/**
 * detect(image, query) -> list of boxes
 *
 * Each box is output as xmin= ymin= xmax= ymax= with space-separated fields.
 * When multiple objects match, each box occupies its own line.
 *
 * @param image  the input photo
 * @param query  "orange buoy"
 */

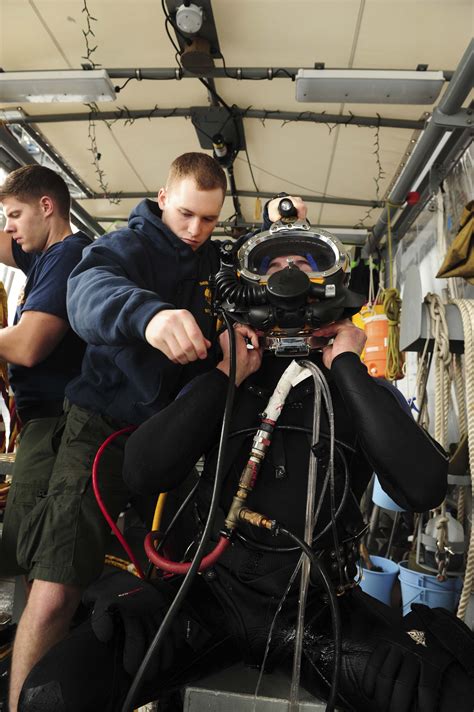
xmin=363 ymin=312 xmax=389 ymax=378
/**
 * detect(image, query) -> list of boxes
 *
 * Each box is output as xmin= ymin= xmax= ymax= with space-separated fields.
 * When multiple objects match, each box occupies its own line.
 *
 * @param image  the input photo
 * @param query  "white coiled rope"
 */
xmin=450 ymin=298 xmax=474 ymax=620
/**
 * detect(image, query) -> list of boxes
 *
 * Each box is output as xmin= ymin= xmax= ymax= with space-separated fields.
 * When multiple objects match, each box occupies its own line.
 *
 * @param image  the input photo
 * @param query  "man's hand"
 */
xmin=313 ymin=319 xmax=366 ymax=369
xmin=217 ymin=323 xmax=262 ymax=386
xmin=267 ymin=195 xmax=308 ymax=223
xmin=145 ymin=309 xmax=211 ymax=364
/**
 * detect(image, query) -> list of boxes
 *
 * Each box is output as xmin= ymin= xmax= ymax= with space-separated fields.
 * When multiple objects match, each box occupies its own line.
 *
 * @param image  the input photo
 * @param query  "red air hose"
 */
xmin=91 ymin=426 xmax=146 ymax=579
xmin=144 ymin=531 xmax=230 ymax=573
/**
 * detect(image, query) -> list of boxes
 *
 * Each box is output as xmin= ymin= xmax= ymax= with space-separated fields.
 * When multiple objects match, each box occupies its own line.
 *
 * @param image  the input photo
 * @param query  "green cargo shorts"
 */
xmin=0 ymin=402 xmax=131 ymax=586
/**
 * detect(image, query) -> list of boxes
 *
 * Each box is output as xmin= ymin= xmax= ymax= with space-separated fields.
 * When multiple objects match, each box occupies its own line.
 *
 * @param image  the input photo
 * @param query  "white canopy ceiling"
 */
xmin=0 ymin=0 xmax=472 ymax=236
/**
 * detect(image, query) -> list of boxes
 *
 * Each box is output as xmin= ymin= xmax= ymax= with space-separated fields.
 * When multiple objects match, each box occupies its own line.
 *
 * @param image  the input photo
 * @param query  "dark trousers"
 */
xmin=19 ymin=577 xmax=474 ymax=712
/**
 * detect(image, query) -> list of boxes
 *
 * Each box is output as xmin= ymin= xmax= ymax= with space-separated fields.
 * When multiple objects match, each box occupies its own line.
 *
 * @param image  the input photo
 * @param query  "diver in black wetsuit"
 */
xmin=18 ymin=321 xmax=474 ymax=712
xmin=18 ymin=211 xmax=474 ymax=712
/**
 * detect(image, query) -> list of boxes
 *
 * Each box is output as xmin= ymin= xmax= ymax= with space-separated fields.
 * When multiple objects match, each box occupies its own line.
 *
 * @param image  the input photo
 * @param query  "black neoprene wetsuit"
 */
xmin=19 ymin=352 xmax=474 ymax=712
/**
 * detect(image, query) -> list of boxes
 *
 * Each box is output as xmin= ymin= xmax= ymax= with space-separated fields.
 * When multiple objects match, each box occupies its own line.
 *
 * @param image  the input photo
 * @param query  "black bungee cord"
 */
xmin=120 ymin=311 xmax=237 ymax=712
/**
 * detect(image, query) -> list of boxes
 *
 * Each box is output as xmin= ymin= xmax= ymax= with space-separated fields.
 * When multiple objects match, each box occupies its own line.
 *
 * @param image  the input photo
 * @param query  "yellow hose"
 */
xmin=152 ymin=492 xmax=168 ymax=532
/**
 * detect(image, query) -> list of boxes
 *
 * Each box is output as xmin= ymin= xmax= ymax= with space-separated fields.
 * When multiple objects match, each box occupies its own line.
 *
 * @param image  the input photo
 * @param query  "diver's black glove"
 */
xmin=362 ymin=603 xmax=474 ymax=712
xmin=82 ymin=570 xmax=172 ymax=679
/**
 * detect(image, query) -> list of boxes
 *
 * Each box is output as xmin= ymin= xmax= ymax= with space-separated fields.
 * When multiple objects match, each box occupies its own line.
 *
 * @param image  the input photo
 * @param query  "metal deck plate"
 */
xmin=184 ymin=663 xmax=329 ymax=711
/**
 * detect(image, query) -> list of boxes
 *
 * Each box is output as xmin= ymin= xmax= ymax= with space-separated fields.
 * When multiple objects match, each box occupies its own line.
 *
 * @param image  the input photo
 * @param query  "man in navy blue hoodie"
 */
xmin=5 ymin=152 xmax=231 ymax=712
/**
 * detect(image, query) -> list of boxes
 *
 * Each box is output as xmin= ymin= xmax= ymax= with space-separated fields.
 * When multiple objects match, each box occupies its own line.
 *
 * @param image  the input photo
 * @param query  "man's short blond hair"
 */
xmin=167 ymin=152 xmax=227 ymax=195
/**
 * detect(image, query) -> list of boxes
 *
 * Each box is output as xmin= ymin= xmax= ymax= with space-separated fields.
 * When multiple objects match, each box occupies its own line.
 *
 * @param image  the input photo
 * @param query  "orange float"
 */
xmin=363 ymin=311 xmax=389 ymax=378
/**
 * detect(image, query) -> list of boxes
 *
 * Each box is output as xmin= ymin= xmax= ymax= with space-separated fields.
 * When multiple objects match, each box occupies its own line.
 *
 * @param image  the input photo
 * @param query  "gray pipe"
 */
xmin=93 ymin=189 xmax=382 ymax=208
xmin=372 ymin=39 xmax=474 ymax=245
xmin=105 ymin=66 xmax=454 ymax=81
xmin=7 ymin=107 xmax=424 ymax=131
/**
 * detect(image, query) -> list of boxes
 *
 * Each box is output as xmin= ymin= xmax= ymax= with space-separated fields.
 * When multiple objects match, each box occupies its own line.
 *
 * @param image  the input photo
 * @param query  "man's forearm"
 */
xmin=0 ymin=324 xmax=36 ymax=367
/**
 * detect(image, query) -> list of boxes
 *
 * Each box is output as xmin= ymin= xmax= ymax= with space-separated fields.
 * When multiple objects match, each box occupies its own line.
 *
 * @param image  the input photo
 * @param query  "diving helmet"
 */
xmin=213 ymin=202 xmax=366 ymax=356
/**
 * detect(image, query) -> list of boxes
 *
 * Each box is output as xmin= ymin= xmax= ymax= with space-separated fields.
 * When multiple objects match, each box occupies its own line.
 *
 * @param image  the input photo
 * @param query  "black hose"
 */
xmin=214 ymin=266 xmax=267 ymax=307
xmin=121 ymin=311 xmax=238 ymax=712
xmin=277 ymin=526 xmax=342 ymax=712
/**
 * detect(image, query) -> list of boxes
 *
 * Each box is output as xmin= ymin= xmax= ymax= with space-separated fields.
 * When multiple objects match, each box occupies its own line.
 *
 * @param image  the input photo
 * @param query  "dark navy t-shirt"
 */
xmin=8 ymin=231 xmax=92 ymax=414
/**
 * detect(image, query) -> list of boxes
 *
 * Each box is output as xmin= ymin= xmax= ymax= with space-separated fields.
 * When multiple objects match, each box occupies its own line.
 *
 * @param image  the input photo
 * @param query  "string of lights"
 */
xmin=81 ymin=0 xmax=100 ymax=68
xmin=85 ymin=103 xmax=122 ymax=205
xmin=81 ymin=1 xmax=121 ymax=204
xmin=355 ymin=116 xmax=386 ymax=228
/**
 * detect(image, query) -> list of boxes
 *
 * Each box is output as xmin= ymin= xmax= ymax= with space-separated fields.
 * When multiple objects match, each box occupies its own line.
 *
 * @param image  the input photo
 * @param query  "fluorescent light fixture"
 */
xmin=295 ymin=70 xmax=444 ymax=104
xmin=0 ymin=70 xmax=116 ymax=103
xmin=0 ymin=108 xmax=26 ymax=121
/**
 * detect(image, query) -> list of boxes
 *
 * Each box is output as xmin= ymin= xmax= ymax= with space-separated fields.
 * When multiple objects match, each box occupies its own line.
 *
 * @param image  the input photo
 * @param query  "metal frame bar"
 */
xmin=91 ymin=189 xmax=382 ymax=208
xmin=4 ymin=107 xmax=425 ymax=131
xmin=371 ymin=39 xmax=474 ymax=245
xmin=391 ymin=127 xmax=472 ymax=242
xmin=105 ymin=67 xmax=454 ymax=81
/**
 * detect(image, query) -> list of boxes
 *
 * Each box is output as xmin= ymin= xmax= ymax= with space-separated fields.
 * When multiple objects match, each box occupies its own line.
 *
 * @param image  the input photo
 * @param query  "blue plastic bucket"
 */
xmin=358 ymin=555 xmax=400 ymax=605
xmin=372 ymin=475 xmax=405 ymax=512
xmin=398 ymin=561 xmax=463 ymax=616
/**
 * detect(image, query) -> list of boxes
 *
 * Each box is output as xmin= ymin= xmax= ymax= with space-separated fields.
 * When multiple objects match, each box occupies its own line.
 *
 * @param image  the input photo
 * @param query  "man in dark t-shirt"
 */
xmin=0 ymin=164 xmax=91 ymax=712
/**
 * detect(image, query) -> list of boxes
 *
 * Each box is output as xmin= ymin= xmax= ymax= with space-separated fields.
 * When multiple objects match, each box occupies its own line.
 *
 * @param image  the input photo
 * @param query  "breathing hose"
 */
xmin=214 ymin=265 xmax=267 ymax=307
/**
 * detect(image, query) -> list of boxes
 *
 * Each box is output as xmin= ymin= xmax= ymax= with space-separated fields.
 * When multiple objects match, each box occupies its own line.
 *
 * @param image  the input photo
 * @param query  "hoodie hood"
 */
xmin=128 ymin=198 xmax=180 ymax=246
xmin=128 ymin=198 xmax=211 ymax=258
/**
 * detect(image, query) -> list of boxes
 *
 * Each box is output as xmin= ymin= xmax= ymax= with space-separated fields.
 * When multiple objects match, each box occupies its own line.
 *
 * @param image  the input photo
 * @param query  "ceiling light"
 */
xmin=0 ymin=108 xmax=26 ymax=121
xmin=175 ymin=3 xmax=203 ymax=34
xmin=295 ymin=69 xmax=444 ymax=104
xmin=0 ymin=70 xmax=116 ymax=103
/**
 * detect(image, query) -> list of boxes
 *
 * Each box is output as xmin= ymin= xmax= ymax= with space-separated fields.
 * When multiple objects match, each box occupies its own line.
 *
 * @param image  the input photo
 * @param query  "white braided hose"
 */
xmin=450 ymin=299 xmax=474 ymax=621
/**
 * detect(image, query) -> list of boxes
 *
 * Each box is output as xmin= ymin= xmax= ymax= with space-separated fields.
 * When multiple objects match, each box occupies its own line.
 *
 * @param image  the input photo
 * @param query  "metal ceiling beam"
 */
xmin=94 ymin=216 xmax=370 ymax=229
xmin=70 ymin=201 xmax=106 ymax=237
xmin=390 ymin=127 xmax=473 ymax=242
xmin=90 ymin=189 xmax=383 ymax=208
xmin=5 ymin=107 xmax=425 ymax=131
xmin=371 ymin=39 xmax=474 ymax=246
xmin=104 ymin=67 xmax=454 ymax=81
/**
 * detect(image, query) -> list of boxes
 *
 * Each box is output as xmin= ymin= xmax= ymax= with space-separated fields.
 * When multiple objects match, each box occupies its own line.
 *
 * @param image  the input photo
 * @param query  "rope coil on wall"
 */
xmin=450 ymin=298 xmax=474 ymax=620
